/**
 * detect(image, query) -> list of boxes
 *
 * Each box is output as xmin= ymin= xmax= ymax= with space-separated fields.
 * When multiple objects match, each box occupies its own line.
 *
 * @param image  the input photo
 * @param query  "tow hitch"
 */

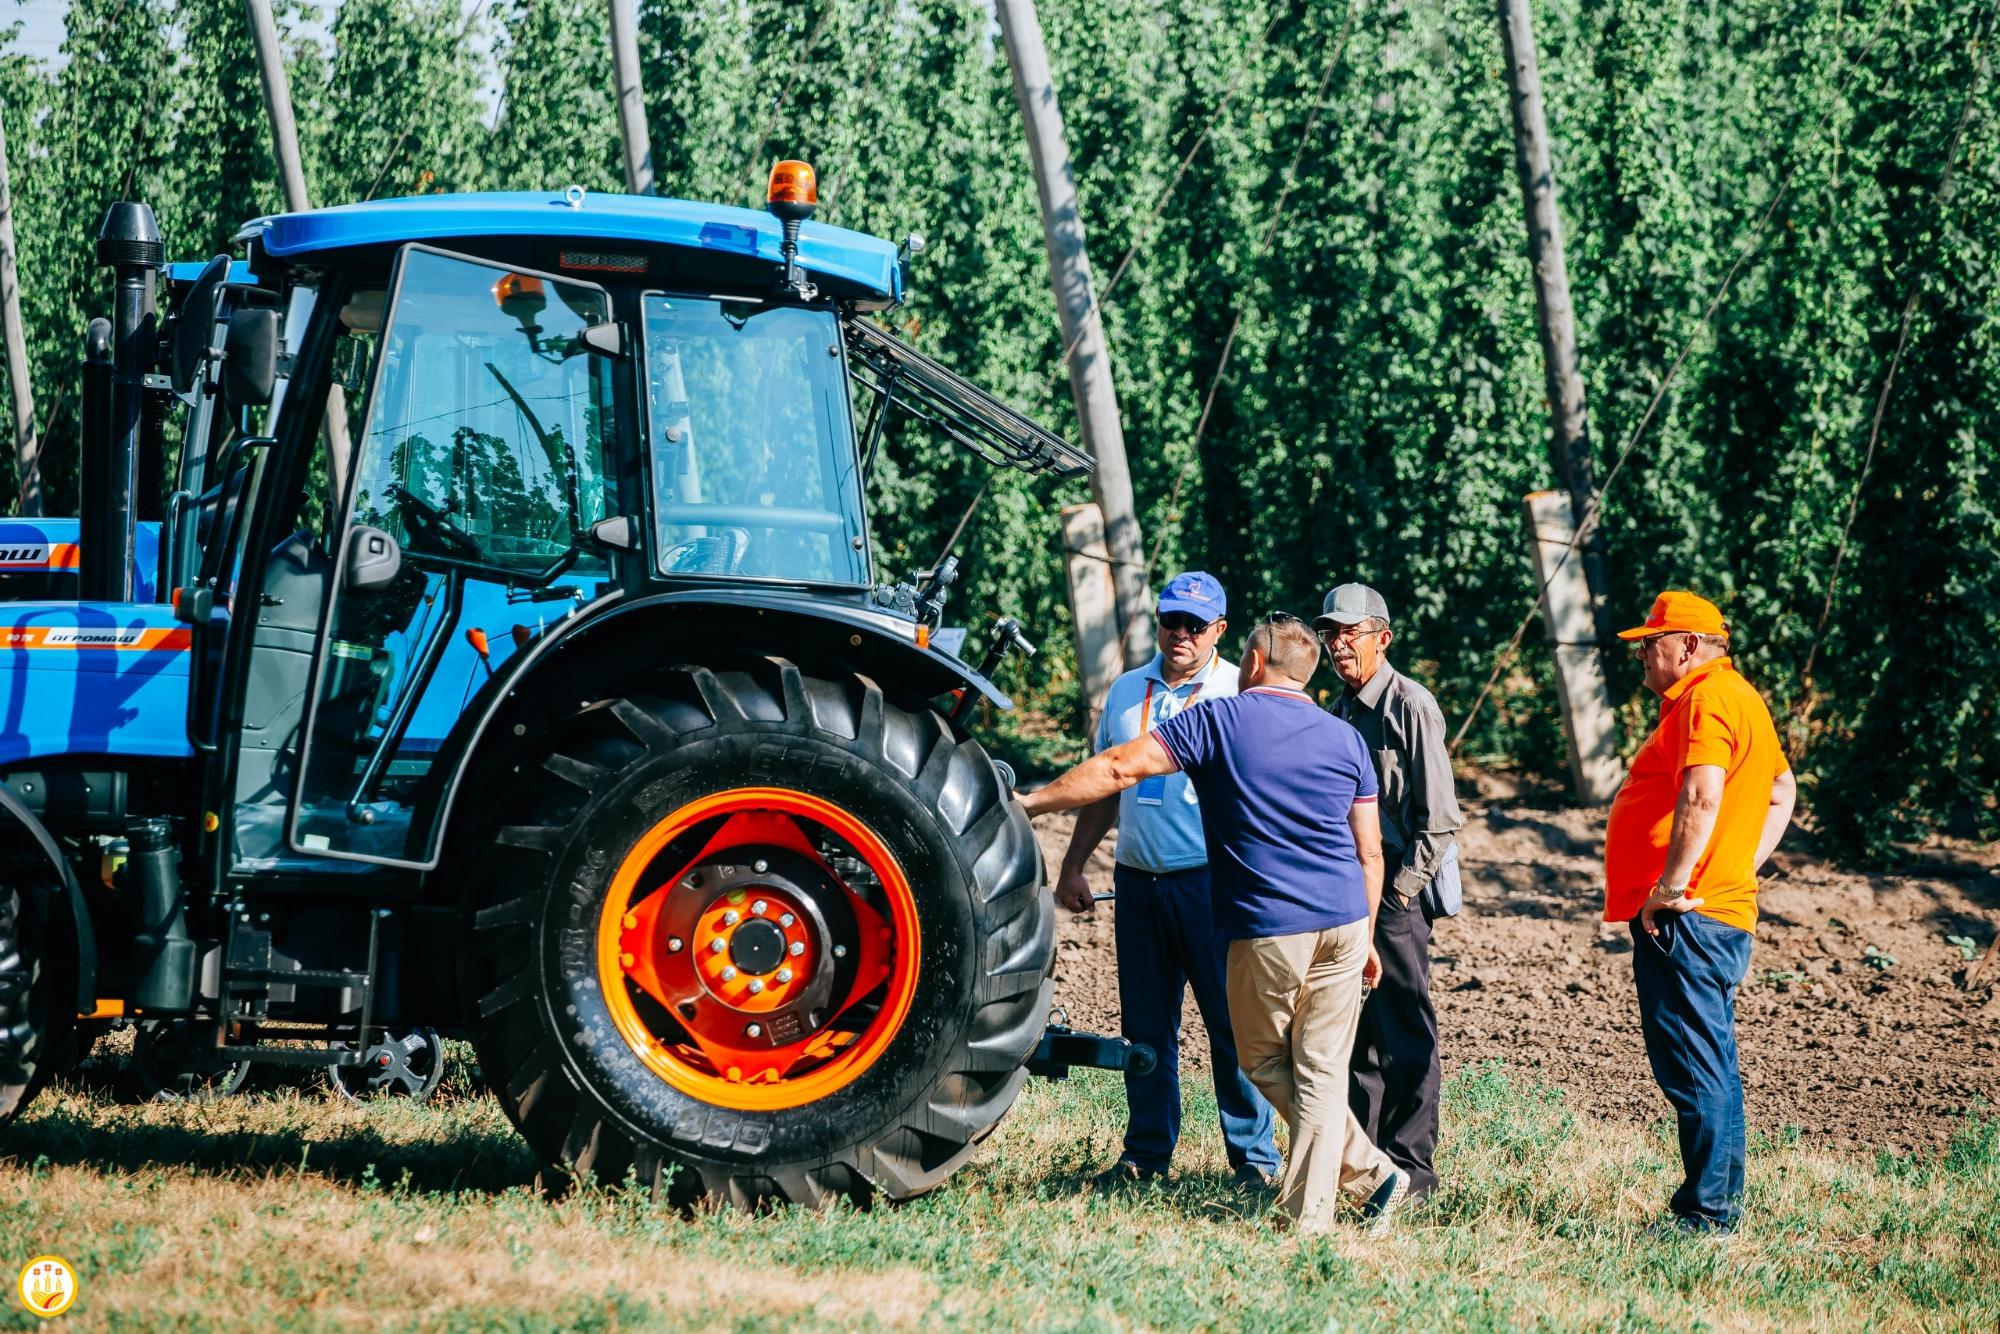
xmin=1027 ymin=1019 xmax=1158 ymax=1080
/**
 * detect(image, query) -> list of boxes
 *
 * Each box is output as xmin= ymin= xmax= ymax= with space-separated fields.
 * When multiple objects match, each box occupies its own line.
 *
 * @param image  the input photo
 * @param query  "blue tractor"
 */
xmin=0 ymin=164 xmax=1141 ymax=1205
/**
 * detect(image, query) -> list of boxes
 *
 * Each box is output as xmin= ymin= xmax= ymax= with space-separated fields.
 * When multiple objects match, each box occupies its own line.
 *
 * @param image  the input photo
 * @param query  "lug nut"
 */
xmin=753 ymin=859 xmax=770 ymax=874
xmin=745 ymin=1023 xmax=762 ymax=1038
xmin=721 ymin=966 xmax=738 ymax=982
xmin=775 ymin=968 xmax=793 ymax=983
xmin=751 ymin=899 xmax=768 ymax=915
xmin=779 ymin=912 xmax=795 ymax=927
xmin=723 ymin=909 xmax=740 ymax=926
xmin=710 ymin=939 xmax=726 ymax=954
xmin=789 ymin=941 xmax=805 ymax=957
xmin=833 ymin=944 xmax=848 ymax=959
xmin=748 ymin=979 xmax=765 ymax=994
xmin=666 ymin=937 xmax=684 ymax=953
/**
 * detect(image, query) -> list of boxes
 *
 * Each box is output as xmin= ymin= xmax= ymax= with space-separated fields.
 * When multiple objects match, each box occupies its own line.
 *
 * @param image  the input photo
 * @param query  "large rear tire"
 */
xmin=462 ymin=657 xmax=1051 ymax=1208
xmin=0 ymin=886 xmax=75 ymax=1128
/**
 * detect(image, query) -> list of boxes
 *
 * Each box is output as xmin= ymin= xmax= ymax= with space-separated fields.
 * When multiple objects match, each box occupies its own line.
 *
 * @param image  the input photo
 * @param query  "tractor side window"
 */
xmin=350 ymin=250 xmax=615 ymax=579
xmin=644 ymin=297 xmax=866 ymax=585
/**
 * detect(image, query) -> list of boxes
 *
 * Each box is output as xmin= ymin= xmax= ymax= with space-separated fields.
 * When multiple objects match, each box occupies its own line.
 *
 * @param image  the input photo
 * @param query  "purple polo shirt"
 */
xmin=1151 ymin=686 xmax=1379 ymax=940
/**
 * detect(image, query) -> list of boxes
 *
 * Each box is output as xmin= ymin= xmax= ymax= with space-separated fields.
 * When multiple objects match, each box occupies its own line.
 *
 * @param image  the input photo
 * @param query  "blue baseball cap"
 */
xmin=1158 ymin=570 xmax=1227 ymax=623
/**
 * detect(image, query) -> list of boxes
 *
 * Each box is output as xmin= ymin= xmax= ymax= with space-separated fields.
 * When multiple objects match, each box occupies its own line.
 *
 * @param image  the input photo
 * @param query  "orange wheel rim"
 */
xmin=595 ymin=787 xmax=921 ymax=1112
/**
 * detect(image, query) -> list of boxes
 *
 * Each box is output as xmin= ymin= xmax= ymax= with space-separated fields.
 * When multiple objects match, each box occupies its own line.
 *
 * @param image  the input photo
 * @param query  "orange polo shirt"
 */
xmin=1604 ymin=658 xmax=1788 ymax=932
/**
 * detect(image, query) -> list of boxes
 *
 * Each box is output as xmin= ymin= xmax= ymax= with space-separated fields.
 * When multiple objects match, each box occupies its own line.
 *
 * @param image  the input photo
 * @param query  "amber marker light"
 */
xmin=767 ymin=160 xmax=819 ymax=215
xmin=767 ymin=160 xmax=819 ymax=296
xmin=492 ymin=272 xmax=547 ymax=318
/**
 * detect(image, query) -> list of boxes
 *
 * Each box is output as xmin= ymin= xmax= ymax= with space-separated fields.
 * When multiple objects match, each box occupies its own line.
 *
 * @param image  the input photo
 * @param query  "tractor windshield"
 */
xmin=644 ymin=297 xmax=867 ymax=585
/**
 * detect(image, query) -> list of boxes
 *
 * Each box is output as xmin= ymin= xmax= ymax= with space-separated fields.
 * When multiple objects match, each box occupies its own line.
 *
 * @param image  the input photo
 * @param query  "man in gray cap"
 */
xmin=1315 ymin=582 xmax=1463 ymax=1204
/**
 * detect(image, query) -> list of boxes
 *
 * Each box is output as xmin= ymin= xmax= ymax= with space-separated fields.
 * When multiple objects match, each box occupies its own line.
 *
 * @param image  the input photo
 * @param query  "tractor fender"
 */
xmin=425 ymin=589 xmax=1011 ymax=874
xmin=542 ymin=589 xmax=1014 ymax=709
xmin=0 ymin=779 xmax=96 ymax=1011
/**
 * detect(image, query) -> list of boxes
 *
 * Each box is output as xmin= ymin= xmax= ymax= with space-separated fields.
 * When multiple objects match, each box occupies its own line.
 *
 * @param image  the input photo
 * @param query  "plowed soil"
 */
xmin=1034 ymin=785 xmax=2000 ymax=1155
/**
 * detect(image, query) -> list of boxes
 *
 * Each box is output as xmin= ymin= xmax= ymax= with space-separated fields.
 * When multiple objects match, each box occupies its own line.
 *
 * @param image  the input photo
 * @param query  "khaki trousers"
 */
xmin=1227 ymin=919 xmax=1395 ymax=1232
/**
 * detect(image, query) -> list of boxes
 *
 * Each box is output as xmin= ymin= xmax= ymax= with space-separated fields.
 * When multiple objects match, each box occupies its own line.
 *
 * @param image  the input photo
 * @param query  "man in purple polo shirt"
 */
xmin=1022 ymin=614 xmax=1409 ymax=1234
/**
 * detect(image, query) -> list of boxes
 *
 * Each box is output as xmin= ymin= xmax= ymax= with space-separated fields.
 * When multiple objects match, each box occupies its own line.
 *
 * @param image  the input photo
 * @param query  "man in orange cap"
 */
xmin=1605 ymin=591 xmax=1796 ymax=1235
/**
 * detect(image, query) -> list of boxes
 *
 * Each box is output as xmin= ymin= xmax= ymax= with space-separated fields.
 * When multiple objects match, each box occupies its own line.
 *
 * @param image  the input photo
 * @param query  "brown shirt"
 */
xmin=1334 ymin=661 xmax=1464 ymax=900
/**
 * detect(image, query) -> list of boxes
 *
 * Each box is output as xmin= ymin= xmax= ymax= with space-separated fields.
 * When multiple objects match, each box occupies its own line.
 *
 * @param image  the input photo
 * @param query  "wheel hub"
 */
xmin=726 ymin=916 xmax=787 ymax=975
xmin=685 ymin=866 xmax=824 ymax=1015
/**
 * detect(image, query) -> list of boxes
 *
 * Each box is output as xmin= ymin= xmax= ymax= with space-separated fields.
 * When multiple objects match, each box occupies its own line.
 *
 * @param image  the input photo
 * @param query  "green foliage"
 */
xmin=1 ymin=0 xmax=1995 ymax=851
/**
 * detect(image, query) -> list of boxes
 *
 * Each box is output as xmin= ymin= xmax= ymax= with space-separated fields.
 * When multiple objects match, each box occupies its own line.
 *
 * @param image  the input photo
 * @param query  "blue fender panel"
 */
xmin=0 ymin=602 xmax=193 ymax=766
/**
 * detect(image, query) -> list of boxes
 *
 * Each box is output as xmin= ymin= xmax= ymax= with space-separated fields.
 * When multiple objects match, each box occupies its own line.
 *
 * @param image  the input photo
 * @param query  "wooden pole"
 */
xmin=1497 ymin=0 xmax=1611 ymax=628
xmin=244 ymin=0 xmax=311 ymax=214
xmin=0 ymin=106 xmax=37 ymax=516
xmin=1524 ymin=492 xmax=1623 ymax=803
xmin=1061 ymin=503 xmax=1125 ymax=737
xmin=607 ymin=0 xmax=656 ymax=195
xmin=244 ymin=0 xmax=354 ymax=493
xmin=995 ymin=0 xmax=1153 ymax=671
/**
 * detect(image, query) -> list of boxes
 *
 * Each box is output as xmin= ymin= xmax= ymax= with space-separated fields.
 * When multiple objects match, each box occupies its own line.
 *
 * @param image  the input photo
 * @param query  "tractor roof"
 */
xmin=238 ymin=191 xmax=903 ymax=304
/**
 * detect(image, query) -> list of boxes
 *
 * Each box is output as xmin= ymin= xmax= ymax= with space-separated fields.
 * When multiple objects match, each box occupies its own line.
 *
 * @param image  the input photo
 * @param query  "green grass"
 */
xmin=2 ymin=1058 xmax=1995 ymax=1330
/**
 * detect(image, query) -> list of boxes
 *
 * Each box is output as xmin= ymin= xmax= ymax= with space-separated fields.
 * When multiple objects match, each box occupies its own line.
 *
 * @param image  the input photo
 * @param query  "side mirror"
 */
xmin=345 ymin=524 xmax=401 ymax=592
xmin=588 ymin=515 xmax=637 ymax=550
xmin=170 ymin=254 xmax=231 ymax=403
xmin=574 ymin=322 xmax=624 ymax=357
xmin=224 ymin=307 xmax=280 ymax=408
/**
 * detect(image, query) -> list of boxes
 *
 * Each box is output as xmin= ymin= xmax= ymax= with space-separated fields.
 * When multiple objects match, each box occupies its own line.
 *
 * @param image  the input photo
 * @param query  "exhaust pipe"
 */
xmin=77 ymin=319 xmax=114 ymax=601
xmin=80 ymin=202 xmax=162 ymax=604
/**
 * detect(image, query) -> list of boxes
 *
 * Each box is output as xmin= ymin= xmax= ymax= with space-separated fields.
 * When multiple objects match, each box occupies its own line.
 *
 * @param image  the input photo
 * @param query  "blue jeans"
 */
xmin=1114 ymin=864 xmax=1280 ymax=1176
xmin=1630 ymin=910 xmax=1754 ymax=1230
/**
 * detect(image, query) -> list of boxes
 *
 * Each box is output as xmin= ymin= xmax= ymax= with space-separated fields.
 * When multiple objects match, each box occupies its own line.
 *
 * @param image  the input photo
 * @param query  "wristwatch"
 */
xmin=1654 ymin=880 xmax=1689 ymax=898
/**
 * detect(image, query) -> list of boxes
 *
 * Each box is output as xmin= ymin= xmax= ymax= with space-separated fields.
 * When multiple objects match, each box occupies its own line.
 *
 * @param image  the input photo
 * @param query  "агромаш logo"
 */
xmin=17 ymin=1256 xmax=77 ymax=1319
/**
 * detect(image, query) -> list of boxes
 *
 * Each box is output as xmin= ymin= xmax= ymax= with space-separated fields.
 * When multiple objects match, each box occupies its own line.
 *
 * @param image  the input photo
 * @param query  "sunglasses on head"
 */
xmin=1263 ymin=610 xmax=1305 ymax=627
xmin=1159 ymin=612 xmax=1214 ymax=634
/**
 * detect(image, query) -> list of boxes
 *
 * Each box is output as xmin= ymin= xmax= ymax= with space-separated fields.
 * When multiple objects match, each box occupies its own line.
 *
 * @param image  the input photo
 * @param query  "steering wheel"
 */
xmin=384 ymin=482 xmax=485 ymax=561
xmin=661 ymin=527 xmax=751 ymax=575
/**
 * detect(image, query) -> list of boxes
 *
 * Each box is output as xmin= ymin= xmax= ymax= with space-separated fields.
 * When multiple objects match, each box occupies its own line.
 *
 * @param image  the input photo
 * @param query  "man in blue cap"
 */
xmin=1053 ymin=571 xmax=1282 ymax=1189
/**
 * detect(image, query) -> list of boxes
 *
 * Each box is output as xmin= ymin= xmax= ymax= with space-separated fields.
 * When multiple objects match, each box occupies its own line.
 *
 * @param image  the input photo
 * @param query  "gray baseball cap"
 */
xmin=1313 ymin=582 xmax=1391 ymax=630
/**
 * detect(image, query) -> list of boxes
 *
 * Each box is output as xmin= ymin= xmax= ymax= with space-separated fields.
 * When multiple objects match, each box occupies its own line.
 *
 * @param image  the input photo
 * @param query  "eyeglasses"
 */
xmin=1263 ymin=610 xmax=1305 ymax=627
xmin=1320 ymin=621 xmax=1381 ymax=645
xmin=1159 ymin=612 xmax=1216 ymax=635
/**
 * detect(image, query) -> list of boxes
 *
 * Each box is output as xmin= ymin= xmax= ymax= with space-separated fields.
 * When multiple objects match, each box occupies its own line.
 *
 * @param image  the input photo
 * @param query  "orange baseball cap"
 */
xmin=1616 ymin=590 xmax=1727 ymax=640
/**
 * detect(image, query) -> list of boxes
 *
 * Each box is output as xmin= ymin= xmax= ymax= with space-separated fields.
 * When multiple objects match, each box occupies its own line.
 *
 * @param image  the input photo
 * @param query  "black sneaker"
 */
xmin=1092 ymin=1160 xmax=1167 ymax=1191
xmin=1360 ymin=1168 xmax=1409 ymax=1234
xmin=1231 ymin=1164 xmax=1278 ymax=1190
xmin=1644 ymin=1214 xmax=1734 ymax=1242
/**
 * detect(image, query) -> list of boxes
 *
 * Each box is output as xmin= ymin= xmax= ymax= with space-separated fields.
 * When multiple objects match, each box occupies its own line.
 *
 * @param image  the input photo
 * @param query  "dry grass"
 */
xmin=1 ymin=1046 xmax=1995 ymax=1331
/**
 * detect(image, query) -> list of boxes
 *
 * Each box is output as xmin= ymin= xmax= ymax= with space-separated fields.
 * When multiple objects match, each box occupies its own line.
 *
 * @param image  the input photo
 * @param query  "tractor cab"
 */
xmin=159 ymin=172 xmax=1087 ymax=879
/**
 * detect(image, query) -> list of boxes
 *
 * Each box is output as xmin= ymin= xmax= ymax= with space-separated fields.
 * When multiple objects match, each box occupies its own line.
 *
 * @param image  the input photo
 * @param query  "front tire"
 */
xmin=462 ymin=657 xmax=1051 ymax=1208
xmin=0 ymin=885 xmax=75 ymax=1127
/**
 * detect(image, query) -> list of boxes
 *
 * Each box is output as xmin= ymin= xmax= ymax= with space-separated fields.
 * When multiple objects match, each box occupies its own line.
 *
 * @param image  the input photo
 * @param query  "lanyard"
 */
xmin=1140 ymin=676 xmax=1204 ymax=732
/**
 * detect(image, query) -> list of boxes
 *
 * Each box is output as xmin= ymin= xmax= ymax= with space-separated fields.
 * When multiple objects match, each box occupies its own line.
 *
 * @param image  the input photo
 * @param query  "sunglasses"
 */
xmin=1263 ymin=610 xmax=1305 ymax=627
xmin=1321 ymin=620 xmax=1381 ymax=645
xmin=1159 ymin=612 xmax=1216 ymax=635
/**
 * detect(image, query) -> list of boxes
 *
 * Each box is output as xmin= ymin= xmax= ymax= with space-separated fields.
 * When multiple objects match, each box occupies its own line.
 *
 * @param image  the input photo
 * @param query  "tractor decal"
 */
xmin=0 ymin=625 xmax=192 ymax=651
xmin=0 ymin=544 xmax=80 ymax=569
